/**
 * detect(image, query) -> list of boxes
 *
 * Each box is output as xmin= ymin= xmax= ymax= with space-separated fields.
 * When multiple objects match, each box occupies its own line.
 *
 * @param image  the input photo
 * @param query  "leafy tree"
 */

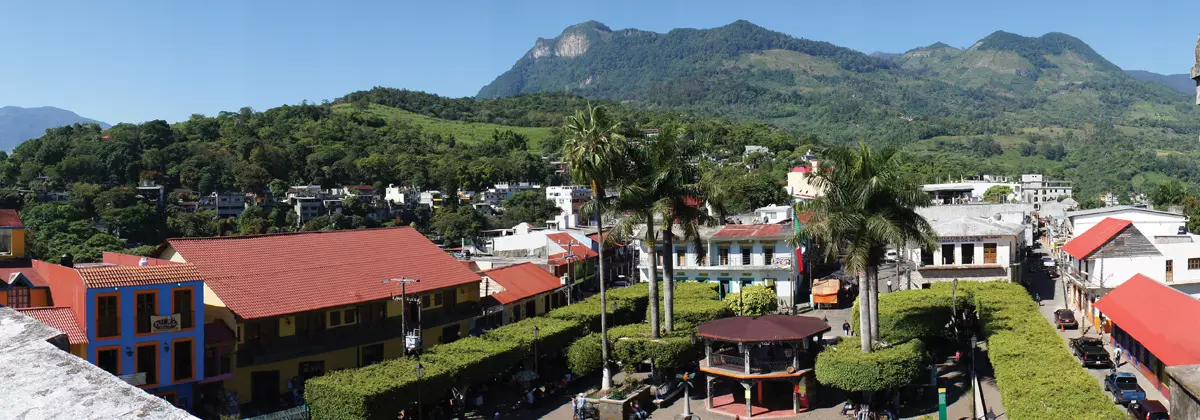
xmin=724 ymin=285 xmax=777 ymax=316
xmin=1018 ymin=142 xmax=1037 ymax=157
xmin=499 ymin=190 xmax=559 ymax=228
xmin=562 ymin=103 xmax=627 ymax=389
xmin=794 ymin=142 xmax=937 ymax=353
xmin=969 ymin=136 xmax=1003 ymax=158
xmin=430 ymin=206 xmax=488 ymax=245
xmin=983 ymin=185 xmax=1013 ymax=203
xmin=1150 ymin=180 xmax=1188 ymax=210
xmin=1039 ymin=142 xmax=1066 ymax=161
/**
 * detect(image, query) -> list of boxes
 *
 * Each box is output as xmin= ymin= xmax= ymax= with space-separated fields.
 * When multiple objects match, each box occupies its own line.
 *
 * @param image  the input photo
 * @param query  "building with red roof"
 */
xmin=156 ymin=226 xmax=484 ymax=407
xmin=479 ymin=263 xmax=566 ymax=327
xmin=1095 ymin=274 xmax=1200 ymax=398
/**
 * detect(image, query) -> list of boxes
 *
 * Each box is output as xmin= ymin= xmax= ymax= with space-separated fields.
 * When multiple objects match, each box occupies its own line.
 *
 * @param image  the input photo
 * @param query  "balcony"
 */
xmin=703 ymin=346 xmax=812 ymax=378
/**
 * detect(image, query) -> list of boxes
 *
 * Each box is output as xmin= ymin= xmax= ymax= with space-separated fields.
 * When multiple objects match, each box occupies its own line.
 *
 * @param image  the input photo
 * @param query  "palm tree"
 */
xmin=606 ymin=182 xmax=662 ymax=338
xmin=649 ymin=127 xmax=713 ymax=333
xmin=794 ymin=142 xmax=936 ymax=352
xmin=562 ymin=104 xmax=627 ymax=389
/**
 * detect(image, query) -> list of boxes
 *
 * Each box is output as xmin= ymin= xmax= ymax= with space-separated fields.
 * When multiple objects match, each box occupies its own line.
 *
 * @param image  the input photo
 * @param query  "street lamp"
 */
xmin=416 ymin=360 xmax=424 ymax=420
xmin=383 ymin=277 xmax=420 ymax=349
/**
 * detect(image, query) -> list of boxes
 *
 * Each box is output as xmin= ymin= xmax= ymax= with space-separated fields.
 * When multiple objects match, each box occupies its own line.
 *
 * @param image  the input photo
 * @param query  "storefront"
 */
xmin=1094 ymin=274 xmax=1200 ymax=399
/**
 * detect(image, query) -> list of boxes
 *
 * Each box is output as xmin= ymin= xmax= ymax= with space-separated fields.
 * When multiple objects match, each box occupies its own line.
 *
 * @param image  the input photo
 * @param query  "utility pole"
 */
xmin=383 ymin=277 xmax=420 ymax=352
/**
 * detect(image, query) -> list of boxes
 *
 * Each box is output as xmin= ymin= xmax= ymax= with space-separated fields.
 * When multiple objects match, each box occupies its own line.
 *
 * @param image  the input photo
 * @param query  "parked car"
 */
xmin=885 ymin=249 xmax=898 ymax=263
xmin=1071 ymin=337 xmax=1114 ymax=368
xmin=1047 ymin=269 xmax=1060 ymax=278
xmin=1104 ymin=372 xmax=1146 ymax=405
xmin=1042 ymin=257 xmax=1056 ymax=268
xmin=1127 ymin=399 xmax=1169 ymax=420
xmin=1054 ymin=309 xmax=1078 ymax=329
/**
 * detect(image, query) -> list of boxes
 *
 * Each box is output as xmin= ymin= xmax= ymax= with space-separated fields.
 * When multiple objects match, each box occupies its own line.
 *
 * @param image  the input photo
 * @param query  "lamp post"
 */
xmin=416 ymin=360 xmax=424 ymax=420
xmin=532 ymin=324 xmax=540 ymax=375
xmin=383 ymin=277 xmax=420 ymax=350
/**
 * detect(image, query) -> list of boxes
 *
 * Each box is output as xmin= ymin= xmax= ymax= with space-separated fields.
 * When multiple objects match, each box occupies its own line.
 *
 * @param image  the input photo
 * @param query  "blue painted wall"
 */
xmin=84 ymin=280 xmax=205 ymax=408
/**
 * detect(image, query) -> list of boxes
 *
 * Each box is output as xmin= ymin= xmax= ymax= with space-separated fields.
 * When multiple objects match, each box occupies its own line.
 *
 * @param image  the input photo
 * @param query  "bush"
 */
xmin=723 ymin=285 xmax=778 ymax=316
xmin=569 ymin=323 xmax=700 ymax=375
xmin=484 ymin=316 xmax=586 ymax=357
xmin=674 ymin=281 xmax=720 ymax=300
xmin=850 ymin=286 xmax=967 ymax=345
xmin=815 ymin=339 xmax=926 ymax=392
xmin=673 ymin=298 xmax=732 ymax=325
xmin=547 ymin=294 xmax=638 ymax=331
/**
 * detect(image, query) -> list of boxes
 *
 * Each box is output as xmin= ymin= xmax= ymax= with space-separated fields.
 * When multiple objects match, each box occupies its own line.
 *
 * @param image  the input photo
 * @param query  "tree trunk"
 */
xmin=662 ymin=224 xmax=675 ymax=333
xmin=646 ymin=220 xmax=661 ymax=338
xmin=593 ymin=188 xmax=611 ymax=390
xmin=869 ymin=266 xmax=880 ymax=344
xmin=859 ymin=270 xmax=872 ymax=352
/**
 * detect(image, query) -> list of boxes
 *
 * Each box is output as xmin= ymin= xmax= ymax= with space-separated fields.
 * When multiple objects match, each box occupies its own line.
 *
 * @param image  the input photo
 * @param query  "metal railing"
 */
xmin=708 ymin=352 xmax=800 ymax=374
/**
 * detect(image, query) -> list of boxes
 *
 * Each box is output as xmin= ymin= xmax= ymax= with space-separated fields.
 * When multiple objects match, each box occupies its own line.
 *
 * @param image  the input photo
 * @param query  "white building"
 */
xmin=634 ymin=224 xmax=799 ymax=306
xmin=754 ymin=205 xmax=793 ymax=225
xmin=546 ymin=186 xmax=590 ymax=229
xmin=1021 ymin=174 xmax=1073 ymax=204
xmin=384 ymin=184 xmax=411 ymax=204
xmin=198 ymin=192 xmax=250 ymax=218
xmin=922 ymin=178 xmax=1021 ymax=205
xmin=908 ymin=216 xmax=1026 ymax=280
xmin=1066 ymin=206 xmax=1187 ymax=240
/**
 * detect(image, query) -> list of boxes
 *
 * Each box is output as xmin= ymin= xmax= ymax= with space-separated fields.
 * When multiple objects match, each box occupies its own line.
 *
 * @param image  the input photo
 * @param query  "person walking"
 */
xmin=1114 ymin=347 xmax=1123 ymax=367
xmin=843 ymin=320 xmax=852 ymax=336
xmin=886 ymin=279 xmax=893 ymax=293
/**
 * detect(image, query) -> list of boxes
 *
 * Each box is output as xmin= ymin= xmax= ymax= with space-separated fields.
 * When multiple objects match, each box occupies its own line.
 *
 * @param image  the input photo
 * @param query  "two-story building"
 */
xmin=155 ymin=227 xmax=483 ymax=412
xmin=478 ymin=262 xmax=566 ymax=328
xmin=35 ymin=253 xmax=206 ymax=411
xmin=199 ymin=192 xmax=251 ymax=218
xmin=636 ymin=224 xmax=798 ymax=305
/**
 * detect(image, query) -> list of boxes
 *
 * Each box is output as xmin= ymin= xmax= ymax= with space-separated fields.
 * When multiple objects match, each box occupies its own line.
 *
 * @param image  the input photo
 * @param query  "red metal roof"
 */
xmin=546 ymin=232 xmax=598 ymax=265
xmin=791 ymin=166 xmax=812 ymax=173
xmin=1094 ymin=274 xmax=1200 ymax=366
xmin=696 ymin=315 xmax=830 ymax=343
xmin=164 ymin=227 xmax=482 ymax=320
xmin=1062 ymin=217 xmax=1132 ymax=259
xmin=16 ymin=307 xmax=88 ymax=344
xmin=76 ymin=264 xmax=202 ymax=289
xmin=0 ymin=209 xmax=23 ymax=228
xmin=713 ymin=224 xmax=786 ymax=238
xmin=481 ymin=263 xmax=562 ymax=305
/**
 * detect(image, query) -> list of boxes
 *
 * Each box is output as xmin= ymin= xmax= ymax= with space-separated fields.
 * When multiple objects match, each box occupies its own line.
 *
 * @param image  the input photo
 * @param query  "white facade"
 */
xmin=754 ymin=205 xmax=793 ymax=224
xmin=1020 ymin=173 xmax=1073 ymax=204
xmin=1067 ymin=206 xmax=1187 ymax=239
xmin=909 ymin=216 xmax=1025 ymax=278
xmin=634 ymin=226 xmax=798 ymax=305
xmin=922 ymin=180 xmax=1021 ymax=204
xmin=546 ymin=186 xmax=590 ymax=229
xmin=198 ymin=192 xmax=249 ymax=218
xmin=384 ymin=184 xmax=409 ymax=204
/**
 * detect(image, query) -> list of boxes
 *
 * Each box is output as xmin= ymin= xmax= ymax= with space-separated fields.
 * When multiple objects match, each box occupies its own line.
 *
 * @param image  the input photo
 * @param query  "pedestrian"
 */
xmin=1114 ymin=347 xmax=1123 ymax=367
xmin=1034 ymin=292 xmax=1041 ymax=305
xmin=886 ymin=279 xmax=893 ymax=292
xmin=843 ymin=320 xmax=851 ymax=336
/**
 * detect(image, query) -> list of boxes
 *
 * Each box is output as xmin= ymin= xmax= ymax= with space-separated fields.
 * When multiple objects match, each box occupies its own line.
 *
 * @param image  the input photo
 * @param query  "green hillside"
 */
xmin=330 ymin=103 xmax=553 ymax=149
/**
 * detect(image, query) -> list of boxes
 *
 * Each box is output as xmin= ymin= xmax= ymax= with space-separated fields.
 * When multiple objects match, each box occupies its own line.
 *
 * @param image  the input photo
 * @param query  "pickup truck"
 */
xmin=1070 ymin=337 xmax=1113 ymax=368
xmin=1105 ymin=372 xmax=1146 ymax=405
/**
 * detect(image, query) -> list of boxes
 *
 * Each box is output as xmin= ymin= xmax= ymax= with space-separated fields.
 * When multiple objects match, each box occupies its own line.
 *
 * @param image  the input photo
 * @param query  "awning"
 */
xmin=1094 ymin=274 xmax=1200 ymax=366
xmin=812 ymin=279 xmax=840 ymax=304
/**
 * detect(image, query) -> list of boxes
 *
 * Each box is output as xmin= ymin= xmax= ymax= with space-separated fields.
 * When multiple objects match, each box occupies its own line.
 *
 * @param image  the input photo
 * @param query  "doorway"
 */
xmin=250 ymin=370 xmax=280 ymax=411
xmin=941 ymin=244 xmax=955 ymax=265
xmin=961 ymin=244 xmax=975 ymax=265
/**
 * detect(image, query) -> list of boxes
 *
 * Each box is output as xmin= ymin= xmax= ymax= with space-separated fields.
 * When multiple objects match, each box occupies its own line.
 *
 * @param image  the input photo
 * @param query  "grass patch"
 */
xmin=331 ymin=103 xmax=552 ymax=149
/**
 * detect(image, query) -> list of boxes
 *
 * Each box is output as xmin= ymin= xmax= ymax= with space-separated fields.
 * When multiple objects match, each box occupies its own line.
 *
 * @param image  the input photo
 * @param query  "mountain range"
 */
xmin=1124 ymin=70 xmax=1196 ymax=95
xmin=0 ymin=106 xmax=109 ymax=151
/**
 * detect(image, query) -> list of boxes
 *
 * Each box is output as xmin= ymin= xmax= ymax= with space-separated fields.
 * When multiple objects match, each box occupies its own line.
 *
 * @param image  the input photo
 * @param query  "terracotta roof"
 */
xmin=1062 ymin=217 xmax=1132 ymax=259
xmin=0 ymin=209 xmax=22 ymax=228
xmin=164 ymin=227 xmax=482 ymax=319
xmin=696 ymin=315 xmax=831 ymax=343
xmin=713 ymin=224 xmax=787 ymax=239
xmin=0 ymin=261 xmax=47 ymax=287
xmin=481 ymin=263 xmax=562 ymax=305
xmin=547 ymin=232 xmax=598 ymax=265
xmin=1094 ymin=274 xmax=1200 ymax=366
xmin=15 ymin=307 xmax=87 ymax=344
xmin=76 ymin=264 xmax=201 ymax=289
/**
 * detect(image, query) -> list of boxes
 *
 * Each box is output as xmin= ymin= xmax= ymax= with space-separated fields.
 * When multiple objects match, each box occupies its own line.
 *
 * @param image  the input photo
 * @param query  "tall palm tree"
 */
xmin=562 ymin=104 xmax=627 ymax=389
xmin=606 ymin=182 xmax=662 ymax=338
xmin=650 ymin=127 xmax=713 ymax=333
xmin=794 ymin=142 xmax=936 ymax=352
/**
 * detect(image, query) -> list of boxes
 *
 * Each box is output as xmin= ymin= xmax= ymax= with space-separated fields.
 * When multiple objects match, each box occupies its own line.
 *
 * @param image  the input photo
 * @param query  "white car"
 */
xmin=885 ymin=249 xmax=898 ymax=262
xmin=1042 ymin=257 xmax=1056 ymax=268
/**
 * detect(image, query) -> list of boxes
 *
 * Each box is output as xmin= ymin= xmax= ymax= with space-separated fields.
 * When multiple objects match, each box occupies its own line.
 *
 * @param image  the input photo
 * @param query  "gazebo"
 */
xmin=696 ymin=315 xmax=830 ymax=418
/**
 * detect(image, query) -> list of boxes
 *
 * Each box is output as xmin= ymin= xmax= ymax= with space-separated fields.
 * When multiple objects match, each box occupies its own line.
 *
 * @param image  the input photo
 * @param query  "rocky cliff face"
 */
xmin=1192 ymin=34 xmax=1200 ymax=104
xmin=525 ymin=21 xmax=612 ymax=60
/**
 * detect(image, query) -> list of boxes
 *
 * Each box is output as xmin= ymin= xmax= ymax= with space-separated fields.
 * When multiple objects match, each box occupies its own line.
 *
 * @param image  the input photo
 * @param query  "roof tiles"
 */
xmin=0 ymin=209 xmax=22 ymax=228
xmin=77 ymin=264 xmax=202 ymax=289
xmin=713 ymin=224 xmax=787 ymax=239
xmin=15 ymin=307 xmax=88 ymax=344
xmin=481 ymin=263 xmax=562 ymax=305
xmin=164 ymin=227 xmax=482 ymax=320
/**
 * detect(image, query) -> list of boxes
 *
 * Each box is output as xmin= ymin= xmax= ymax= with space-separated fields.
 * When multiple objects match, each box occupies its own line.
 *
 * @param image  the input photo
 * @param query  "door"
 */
xmin=250 ymin=370 xmax=280 ymax=410
xmin=961 ymin=244 xmax=974 ymax=265
xmin=941 ymin=244 xmax=955 ymax=265
xmin=983 ymin=243 xmax=997 ymax=264
xmin=1166 ymin=260 xmax=1174 ymax=283
xmin=718 ymin=279 xmax=732 ymax=299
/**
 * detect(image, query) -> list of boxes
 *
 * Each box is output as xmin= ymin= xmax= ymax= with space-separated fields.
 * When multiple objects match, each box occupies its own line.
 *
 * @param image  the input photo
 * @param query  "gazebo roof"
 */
xmin=696 ymin=315 xmax=831 ymax=343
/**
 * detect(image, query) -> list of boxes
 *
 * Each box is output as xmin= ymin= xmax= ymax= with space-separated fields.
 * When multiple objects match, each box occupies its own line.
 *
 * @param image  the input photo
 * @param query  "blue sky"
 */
xmin=1 ymin=0 xmax=1195 ymax=124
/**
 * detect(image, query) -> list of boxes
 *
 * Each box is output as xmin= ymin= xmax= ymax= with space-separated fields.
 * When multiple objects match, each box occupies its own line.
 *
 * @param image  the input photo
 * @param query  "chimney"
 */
xmin=60 ymin=254 xmax=74 ymax=268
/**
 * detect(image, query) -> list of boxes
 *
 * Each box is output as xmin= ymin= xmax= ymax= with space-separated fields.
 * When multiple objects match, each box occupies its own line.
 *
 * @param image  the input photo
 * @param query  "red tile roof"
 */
xmin=481 ymin=263 xmax=562 ymax=305
xmin=0 ymin=261 xmax=47 ymax=287
xmin=546 ymin=232 xmax=598 ymax=265
xmin=713 ymin=224 xmax=787 ymax=238
xmin=76 ymin=264 xmax=202 ymax=289
xmin=0 ymin=209 xmax=22 ymax=228
xmin=792 ymin=166 xmax=812 ymax=173
xmin=16 ymin=307 xmax=88 ymax=344
xmin=1062 ymin=217 xmax=1132 ymax=259
xmin=1094 ymin=274 xmax=1200 ymax=366
xmin=164 ymin=227 xmax=482 ymax=319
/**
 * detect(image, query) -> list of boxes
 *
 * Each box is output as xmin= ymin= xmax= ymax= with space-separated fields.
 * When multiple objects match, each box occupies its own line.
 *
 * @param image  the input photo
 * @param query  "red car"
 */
xmin=1054 ymin=309 xmax=1078 ymax=329
xmin=1127 ymin=399 xmax=1168 ymax=420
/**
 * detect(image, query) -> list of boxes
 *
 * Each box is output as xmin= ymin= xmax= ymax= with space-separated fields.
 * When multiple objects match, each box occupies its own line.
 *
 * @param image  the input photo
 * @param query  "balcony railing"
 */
xmin=706 ymin=351 xmax=804 ymax=375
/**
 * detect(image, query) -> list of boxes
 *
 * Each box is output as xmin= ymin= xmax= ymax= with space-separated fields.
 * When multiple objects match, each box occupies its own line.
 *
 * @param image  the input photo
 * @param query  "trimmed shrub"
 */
xmin=849 ymin=286 xmax=968 ymax=345
xmin=546 ymin=294 xmax=638 ymax=331
xmin=815 ymin=338 xmax=926 ymax=392
xmin=672 ymin=298 xmax=732 ymax=325
xmin=674 ymin=281 xmax=720 ymax=300
xmin=724 ymin=285 xmax=778 ymax=316
xmin=569 ymin=323 xmax=700 ymax=375
xmin=484 ymin=316 xmax=585 ymax=357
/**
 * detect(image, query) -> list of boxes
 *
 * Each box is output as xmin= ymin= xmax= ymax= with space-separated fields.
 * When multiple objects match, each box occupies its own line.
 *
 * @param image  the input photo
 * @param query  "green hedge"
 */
xmin=547 ymin=293 xmax=640 ymax=331
xmin=814 ymin=339 xmax=926 ymax=392
xmin=483 ymin=316 xmax=586 ymax=357
xmin=849 ymin=286 xmax=968 ymax=345
xmin=724 ymin=285 xmax=778 ymax=316
xmin=672 ymin=298 xmax=732 ymax=325
xmin=674 ymin=281 xmax=720 ymax=300
xmin=569 ymin=323 xmax=700 ymax=375
xmin=968 ymin=282 xmax=1126 ymax=420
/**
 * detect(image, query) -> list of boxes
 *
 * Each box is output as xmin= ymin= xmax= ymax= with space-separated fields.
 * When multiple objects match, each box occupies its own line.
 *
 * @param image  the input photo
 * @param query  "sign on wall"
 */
xmin=150 ymin=314 xmax=181 ymax=333
xmin=939 ymin=235 xmax=1003 ymax=243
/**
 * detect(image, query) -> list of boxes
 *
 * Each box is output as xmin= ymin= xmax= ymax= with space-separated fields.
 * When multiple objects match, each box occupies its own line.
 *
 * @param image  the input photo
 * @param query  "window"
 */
xmin=544 ymin=294 xmax=552 ymax=311
xmin=1189 ymin=258 xmax=1200 ymax=270
xmin=137 ymin=343 xmax=158 ymax=386
xmin=699 ymin=252 xmax=707 ymax=266
xmin=135 ymin=291 xmax=157 ymax=335
xmin=96 ymin=347 xmax=120 ymax=375
xmin=0 ymin=229 xmax=11 ymax=254
xmin=172 ymin=288 xmax=194 ymax=330
xmin=329 ymin=310 xmax=342 ymax=327
xmin=742 ymin=248 xmax=752 ymax=266
xmin=7 ymin=287 xmax=30 ymax=308
xmin=764 ymin=247 xmax=774 ymax=266
xmin=1166 ymin=260 xmax=1174 ymax=283
xmin=421 ymin=295 xmax=432 ymax=309
xmin=344 ymin=307 xmax=357 ymax=324
xmin=656 ymin=249 xmax=664 ymax=266
xmin=677 ymin=249 xmax=686 ymax=266
xmin=360 ymin=343 xmax=384 ymax=367
xmin=96 ymin=294 xmax=120 ymax=338
xmin=983 ymin=243 xmax=998 ymax=264
xmin=719 ymin=247 xmax=729 ymax=265
xmin=433 ymin=293 xmax=444 ymax=307
xmin=941 ymin=244 xmax=955 ymax=265
xmin=173 ymin=339 xmax=194 ymax=382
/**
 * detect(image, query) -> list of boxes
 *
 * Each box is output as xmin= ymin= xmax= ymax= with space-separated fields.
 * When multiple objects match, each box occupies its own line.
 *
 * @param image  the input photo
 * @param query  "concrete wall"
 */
xmin=1072 ymin=211 xmax=1186 ymax=239
xmin=910 ymin=236 xmax=1016 ymax=267
xmin=1167 ymin=364 xmax=1200 ymax=420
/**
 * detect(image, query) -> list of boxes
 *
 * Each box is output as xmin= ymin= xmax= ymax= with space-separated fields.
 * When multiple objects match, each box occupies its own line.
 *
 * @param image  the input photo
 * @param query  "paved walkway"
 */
xmin=1025 ymin=253 xmax=1170 ymax=409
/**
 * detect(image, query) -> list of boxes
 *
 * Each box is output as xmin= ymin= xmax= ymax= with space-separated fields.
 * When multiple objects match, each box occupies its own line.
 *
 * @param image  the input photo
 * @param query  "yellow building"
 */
xmin=157 ymin=227 xmax=484 ymax=411
xmin=0 ymin=210 xmax=50 ymax=309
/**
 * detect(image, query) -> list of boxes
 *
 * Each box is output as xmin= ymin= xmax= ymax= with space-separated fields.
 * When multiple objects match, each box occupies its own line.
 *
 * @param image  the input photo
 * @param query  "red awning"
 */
xmin=1094 ymin=274 xmax=1200 ymax=366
